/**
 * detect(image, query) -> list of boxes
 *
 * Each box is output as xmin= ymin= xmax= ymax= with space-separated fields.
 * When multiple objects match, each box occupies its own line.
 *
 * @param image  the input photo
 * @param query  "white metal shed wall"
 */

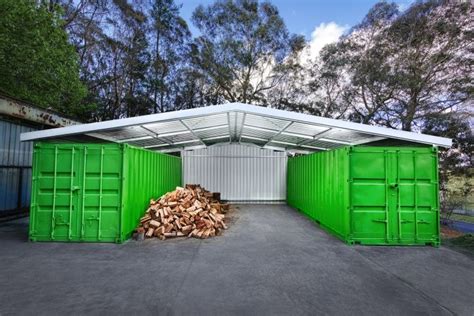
xmin=182 ymin=144 xmax=287 ymax=201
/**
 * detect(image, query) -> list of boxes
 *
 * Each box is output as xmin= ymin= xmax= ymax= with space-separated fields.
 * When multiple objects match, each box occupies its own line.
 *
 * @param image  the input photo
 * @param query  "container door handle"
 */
xmin=390 ymin=183 xmax=398 ymax=189
xmin=417 ymin=219 xmax=430 ymax=224
xmin=72 ymin=186 xmax=80 ymax=192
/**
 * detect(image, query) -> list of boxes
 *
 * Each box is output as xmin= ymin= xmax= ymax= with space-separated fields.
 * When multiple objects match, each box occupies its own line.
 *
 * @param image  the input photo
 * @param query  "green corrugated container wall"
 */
xmin=287 ymin=146 xmax=440 ymax=246
xmin=29 ymin=142 xmax=181 ymax=243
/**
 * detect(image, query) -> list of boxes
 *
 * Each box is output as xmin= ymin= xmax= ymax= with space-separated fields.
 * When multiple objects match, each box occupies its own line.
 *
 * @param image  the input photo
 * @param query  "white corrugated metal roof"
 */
xmin=20 ymin=103 xmax=452 ymax=152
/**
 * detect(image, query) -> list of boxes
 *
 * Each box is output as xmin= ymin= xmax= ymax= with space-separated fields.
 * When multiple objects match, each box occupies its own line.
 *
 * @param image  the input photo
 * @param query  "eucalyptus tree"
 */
xmin=303 ymin=42 xmax=353 ymax=118
xmin=191 ymin=0 xmax=305 ymax=105
xmin=378 ymin=0 xmax=473 ymax=131
xmin=341 ymin=1 xmax=400 ymax=125
xmin=148 ymin=0 xmax=191 ymax=113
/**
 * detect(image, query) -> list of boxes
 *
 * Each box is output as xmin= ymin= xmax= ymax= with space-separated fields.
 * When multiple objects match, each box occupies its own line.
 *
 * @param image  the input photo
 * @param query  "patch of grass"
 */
xmin=450 ymin=234 xmax=474 ymax=250
xmin=443 ymin=233 xmax=474 ymax=258
xmin=450 ymin=214 xmax=474 ymax=224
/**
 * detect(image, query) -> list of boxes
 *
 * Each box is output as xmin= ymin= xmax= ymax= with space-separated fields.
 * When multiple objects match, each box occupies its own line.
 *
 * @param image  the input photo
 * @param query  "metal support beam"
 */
xmin=263 ymin=121 xmax=293 ymax=147
xmin=227 ymin=112 xmax=233 ymax=143
xmin=233 ymin=112 xmax=238 ymax=141
xmin=240 ymin=135 xmax=267 ymax=142
xmin=180 ymin=120 xmax=206 ymax=147
xmin=244 ymin=131 xmax=326 ymax=151
xmin=117 ymin=135 xmax=153 ymax=143
xmin=318 ymin=137 xmax=352 ymax=145
xmin=144 ymin=138 xmax=199 ymax=149
xmin=140 ymin=125 xmax=173 ymax=145
xmin=272 ymin=140 xmax=304 ymax=147
xmin=203 ymin=135 xmax=229 ymax=142
xmin=301 ymin=144 xmax=328 ymax=151
xmin=245 ymin=124 xmax=315 ymax=138
xmin=296 ymin=128 xmax=332 ymax=147
xmin=238 ymin=113 xmax=246 ymax=143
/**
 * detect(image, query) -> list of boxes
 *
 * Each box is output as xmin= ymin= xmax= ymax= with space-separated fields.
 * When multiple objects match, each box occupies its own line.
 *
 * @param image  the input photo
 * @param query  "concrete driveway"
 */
xmin=0 ymin=204 xmax=473 ymax=315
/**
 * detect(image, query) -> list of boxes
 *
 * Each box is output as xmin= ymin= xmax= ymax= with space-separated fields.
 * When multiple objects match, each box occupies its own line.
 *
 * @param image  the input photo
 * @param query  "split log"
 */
xmin=146 ymin=227 xmax=154 ymax=237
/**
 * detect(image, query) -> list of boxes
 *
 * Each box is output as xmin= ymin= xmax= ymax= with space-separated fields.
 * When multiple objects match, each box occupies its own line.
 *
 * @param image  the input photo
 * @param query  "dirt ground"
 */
xmin=441 ymin=225 xmax=464 ymax=238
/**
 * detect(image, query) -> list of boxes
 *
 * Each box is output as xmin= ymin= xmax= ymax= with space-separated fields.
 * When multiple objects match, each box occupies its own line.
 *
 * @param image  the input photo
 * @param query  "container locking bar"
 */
xmin=68 ymin=147 xmax=75 ymax=240
xmin=50 ymin=146 xmax=58 ymax=240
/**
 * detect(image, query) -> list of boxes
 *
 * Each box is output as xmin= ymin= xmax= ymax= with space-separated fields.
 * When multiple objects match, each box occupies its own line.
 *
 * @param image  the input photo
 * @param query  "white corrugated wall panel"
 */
xmin=182 ymin=144 xmax=287 ymax=201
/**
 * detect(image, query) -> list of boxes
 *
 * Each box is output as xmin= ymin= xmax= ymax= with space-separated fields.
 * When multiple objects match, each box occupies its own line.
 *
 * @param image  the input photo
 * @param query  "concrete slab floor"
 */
xmin=0 ymin=204 xmax=473 ymax=316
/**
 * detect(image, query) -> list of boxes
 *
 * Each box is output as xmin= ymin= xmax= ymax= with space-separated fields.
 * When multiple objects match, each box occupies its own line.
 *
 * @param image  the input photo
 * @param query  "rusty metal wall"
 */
xmin=0 ymin=95 xmax=80 ymax=127
xmin=0 ymin=119 xmax=35 ymax=216
xmin=182 ymin=144 xmax=287 ymax=201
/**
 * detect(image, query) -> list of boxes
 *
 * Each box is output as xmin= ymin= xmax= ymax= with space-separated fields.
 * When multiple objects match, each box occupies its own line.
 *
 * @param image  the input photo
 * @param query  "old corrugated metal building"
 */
xmin=0 ymin=94 xmax=79 ymax=219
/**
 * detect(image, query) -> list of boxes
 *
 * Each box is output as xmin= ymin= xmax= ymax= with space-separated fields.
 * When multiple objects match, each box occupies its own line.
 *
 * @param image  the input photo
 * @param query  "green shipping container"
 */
xmin=287 ymin=146 xmax=440 ymax=246
xmin=29 ymin=142 xmax=182 ymax=243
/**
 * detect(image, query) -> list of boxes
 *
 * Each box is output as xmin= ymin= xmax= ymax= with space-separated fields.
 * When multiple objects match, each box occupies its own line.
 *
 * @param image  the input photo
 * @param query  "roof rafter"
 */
xmin=263 ymin=121 xmax=293 ymax=148
xmin=140 ymin=125 xmax=173 ymax=146
xmin=227 ymin=112 xmax=233 ymax=143
xmin=179 ymin=119 xmax=206 ymax=147
xmin=237 ymin=113 xmax=246 ymax=143
xmin=295 ymin=128 xmax=333 ymax=147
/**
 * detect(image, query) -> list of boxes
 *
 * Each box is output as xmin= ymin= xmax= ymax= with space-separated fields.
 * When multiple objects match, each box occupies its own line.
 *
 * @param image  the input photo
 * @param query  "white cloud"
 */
xmin=305 ymin=22 xmax=348 ymax=61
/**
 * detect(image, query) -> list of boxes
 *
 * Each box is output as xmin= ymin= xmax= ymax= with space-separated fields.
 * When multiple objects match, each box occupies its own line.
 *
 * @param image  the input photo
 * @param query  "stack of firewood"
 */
xmin=135 ymin=184 xmax=229 ymax=240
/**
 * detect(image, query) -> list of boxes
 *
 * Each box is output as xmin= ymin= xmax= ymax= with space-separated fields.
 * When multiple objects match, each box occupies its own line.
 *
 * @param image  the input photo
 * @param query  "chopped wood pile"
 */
xmin=135 ymin=184 xmax=230 ymax=240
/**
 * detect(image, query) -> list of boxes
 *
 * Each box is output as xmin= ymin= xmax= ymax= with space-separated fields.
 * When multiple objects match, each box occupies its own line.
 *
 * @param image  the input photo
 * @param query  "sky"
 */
xmin=179 ymin=0 xmax=413 ymax=57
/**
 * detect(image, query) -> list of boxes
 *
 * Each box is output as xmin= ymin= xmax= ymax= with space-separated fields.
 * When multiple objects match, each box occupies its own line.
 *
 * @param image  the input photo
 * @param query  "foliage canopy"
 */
xmin=0 ymin=0 xmax=87 ymax=117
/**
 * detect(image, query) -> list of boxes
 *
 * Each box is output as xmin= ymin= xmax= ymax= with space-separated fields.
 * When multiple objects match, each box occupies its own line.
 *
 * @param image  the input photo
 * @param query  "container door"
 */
xmin=80 ymin=145 xmax=122 ymax=242
xmin=350 ymin=147 xmax=439 ymax=245
xmin=396 ymin=149 xmax=439 ymax=244
xmin=32 ymin=145 xmax=82 ymax=241
xmin=350 ymin=149 xmax=391 ymax=244
xmin=31 ymin=144 xmax=123 ymax=242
